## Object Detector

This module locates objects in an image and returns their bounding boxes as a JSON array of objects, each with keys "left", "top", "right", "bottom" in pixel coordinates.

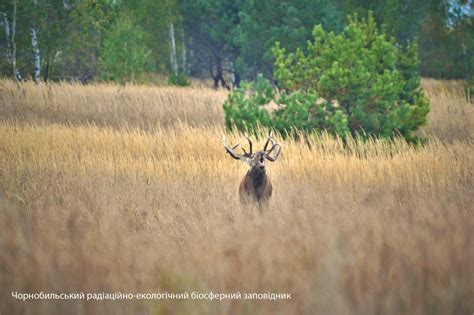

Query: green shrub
[
  {"left": 273, "top": 90, "right": 350, "bottom": 136},
  {"left": 223, "top": 75, "right": 273, "bottom": 134},
  {"left": 168, "top": 73, "right": 190, "bottom": 86},
  {"left": 223, "top": 13, "right": 430, "bottom": 141}
]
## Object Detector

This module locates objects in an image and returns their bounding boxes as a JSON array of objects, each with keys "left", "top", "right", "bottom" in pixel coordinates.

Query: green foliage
[
  {"left": 340, "top": 0, "right": 473, "bottom": 79},
  {"left": 224, "top": 13, "right": 430, "bottom": 141},
  {"left": 121, "top": 0, "right": 181, "bottom": 74},
  {"left": 168, "top": 73, "right": 190, "bottom": 86},
  {"left": 274, "top": 90, "right": 350, "bottom": 137},
  {"left": 0, "top": 0, "right": 470, "bottom": 84},
  {"left": 419, "top": 10, "right": 473, "bottom": 79},
  {"left": 339, "top": 0, "right": 431, "bottom": 44},
  {"left": 100, "top": 15, "right": 152, "bottom": 83},
  {"left": 233, "top": 0, "right": 341, "bottom": 79},
  {"left": 180, "top": 0, "right": 241, "bottom": 81},
  {"left": 62, "top": 0, "right": 112, "bottom": 82},
  {"left": 223, "top": 75, "right": 272, "bottom": 133}
]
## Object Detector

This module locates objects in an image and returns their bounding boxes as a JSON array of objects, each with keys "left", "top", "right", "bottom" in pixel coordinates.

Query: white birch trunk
[
  {"left": 31, "top": 26, "right": 41, "bottom": 82},
  {"left": 31, "top": 0, "right": 40, "bottom": 82},
  {"left": 169, "top": 21, "right": 178, "bottom": 75},
  {"left": 30, "top": 0, "right": 41, "bottom": 83},
  {"left": 2, "top": 12, "right": 13, "bottom": 64}
]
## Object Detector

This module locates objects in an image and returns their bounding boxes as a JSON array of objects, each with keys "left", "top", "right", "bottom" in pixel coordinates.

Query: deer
[{"left": 223, "top": 131, "right": 281, "bottom": 208}]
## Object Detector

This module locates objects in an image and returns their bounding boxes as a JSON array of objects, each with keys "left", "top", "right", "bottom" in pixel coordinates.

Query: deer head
[
  {"left": 222, "top": 131, "right": 281, "bottom": 169},
  {"left": 223, "top": 131, "right": 281, "bottom": 206}
]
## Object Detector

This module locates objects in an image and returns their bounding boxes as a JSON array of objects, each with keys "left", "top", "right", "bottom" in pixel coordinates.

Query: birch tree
[
  {"left": 2, "top": 0, "right": 21, "bottom": 80},
  {"left": 2, "top": 12, "right": 13, "bottom": 64},
  {"left": 169, "top": 21, "right": 178, "bottom": 75},
  {"left": 30, "top": 0, "right": 40, "bottom": 82}
]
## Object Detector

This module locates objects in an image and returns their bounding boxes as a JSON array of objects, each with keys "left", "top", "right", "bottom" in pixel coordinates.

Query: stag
[{"left": 223, "top": 132, "right": 281, "bottom": 207}]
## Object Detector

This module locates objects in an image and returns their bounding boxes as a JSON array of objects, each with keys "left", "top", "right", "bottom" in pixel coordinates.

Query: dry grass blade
[{"left": 0, "top": 79, "right": 473, "bottom": 314}]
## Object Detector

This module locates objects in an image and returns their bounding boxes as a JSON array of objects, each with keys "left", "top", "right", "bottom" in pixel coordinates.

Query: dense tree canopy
[
  {"left": 233, "top": 0, "right": 341, "bottom": 80},
  {"left": 0, "top": 0, "right": 472, "bottom": 83}
]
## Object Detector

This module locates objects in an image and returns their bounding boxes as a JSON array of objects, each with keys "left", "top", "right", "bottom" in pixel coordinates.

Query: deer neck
[{"left": 248, "top": 166, "right": 267, "bottom": 189}]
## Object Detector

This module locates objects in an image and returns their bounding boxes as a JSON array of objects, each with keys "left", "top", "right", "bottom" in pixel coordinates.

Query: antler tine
[
  {"left": 222, "top": 134, "right": 242, "bottom": 160},
  {"left": 244, "top": 132, "right": 253, "bottom": 156},
  {"left": 265, "top": 143, "right": 281, "bottom": 161},
  {"left": 263, "top": 131, "right": 280, "bottom": 161},
  {"left": 263, "top": 130, "right": 274, "bottom": 151},
  {"left": 265, "top": 141, "right": 277, "bottom": 154}
]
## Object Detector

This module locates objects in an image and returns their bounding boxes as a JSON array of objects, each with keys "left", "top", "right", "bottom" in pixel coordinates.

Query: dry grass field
[{"left": 0, "top": 79, "right": 473, "bottom": 314}]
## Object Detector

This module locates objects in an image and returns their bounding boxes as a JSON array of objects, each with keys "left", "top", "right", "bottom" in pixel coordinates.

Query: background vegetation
[
  {"left": 224, "top": 14, "right": 430, "bottom": 141},
  {"left": 0, "top": 0, "right": 472, "bottom": 85}
]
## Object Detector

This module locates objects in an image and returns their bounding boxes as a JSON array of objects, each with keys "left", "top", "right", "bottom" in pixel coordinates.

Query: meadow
[{"left": 0, "top": 79, "right": 473, "bottom": 314}]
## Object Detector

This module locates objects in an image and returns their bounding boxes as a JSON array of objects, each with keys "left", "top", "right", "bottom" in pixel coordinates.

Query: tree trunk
[
  {"left": 461, "top": 41, "right": 470, "bottom": 80},
  {"left": 169, "top": 21, "right": 178, "bottom": 75},
  {"left": 31, "top": 27, "right": 41, "bottom": 82},
  {"left": 211, "top": 56, "right": 229, "bottom": 89},
  {"left": 44, "top": 59, "right": 50, "bottom": 82},
  {"left": 231, "top": 62, "right": 240, "bottom": 88},
  {"left": 11, "top": 0, "right": 21, "bottom": 81},
  {"left": 3, "top": 4, "right": 21, "bottom": 81},
  {"left": 2, "top": 12, "right": 13, "bottom": 64},
  {"left": 31, "top": 0, "right": 41, "bottom": 83},
  {"left": 181, "top": 28, "right": 187, "bottom": 75}
]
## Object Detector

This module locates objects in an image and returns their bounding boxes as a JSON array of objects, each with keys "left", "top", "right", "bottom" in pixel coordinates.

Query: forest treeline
[{"left": 0, "top": 0, "right": 472, "bottom": 85}]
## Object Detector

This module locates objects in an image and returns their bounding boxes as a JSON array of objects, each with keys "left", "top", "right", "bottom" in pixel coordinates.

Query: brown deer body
[{"left": 223, "top": 132, "right": 281, "bottom": 207}]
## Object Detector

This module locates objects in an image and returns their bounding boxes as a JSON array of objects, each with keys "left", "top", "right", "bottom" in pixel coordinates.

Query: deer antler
[
  {"left": 263, "top": 131, "right": 281, "bottom": 162},
  {"left": 222, "top": 135, "right": 241, "bottom": 160},
  {"left": 223, "top": 134, "right": 253, "bottom": 160},
  {"left": 241, "top": 133, "right": 253, "bottom": 157}
]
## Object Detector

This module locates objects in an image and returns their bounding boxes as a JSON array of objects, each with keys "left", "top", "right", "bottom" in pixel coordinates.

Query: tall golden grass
[
  {"left": 0, "top": 79, "right": 228, "bottom": 130},
  {"left": 422, "top": 79, "right": 474, "bottom": 141},
  {"left": 0, "top": 79, "right": 473, "bottom": 314}
]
